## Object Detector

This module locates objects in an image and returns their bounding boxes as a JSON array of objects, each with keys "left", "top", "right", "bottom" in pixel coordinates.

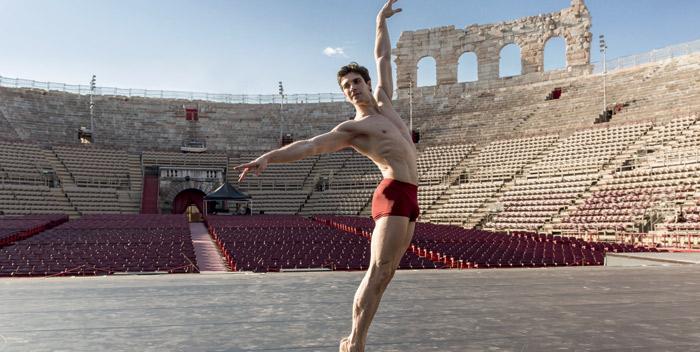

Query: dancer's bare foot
[{"left": 339, "top": 337, "right": 350, "bottom": 352}]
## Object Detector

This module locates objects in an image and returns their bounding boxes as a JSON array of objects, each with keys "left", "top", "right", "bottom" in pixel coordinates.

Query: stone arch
[
  {"left": 544, "top": 36, "right": 567, "bottom": 71},
  {"left": 172, "top": 188, "right": 205, "bottom": 214},
  {"left": 159, "top": 180, "right": 216, "bottom": 213},
  {"left": 457, "top": 52, "right": 478, "bottom": 83},
  {"left": 499, "top": 42, "right": 522, "bottom": 78},
  {"left": 416, "top": 56, "right": 437, "bottom": 87}
]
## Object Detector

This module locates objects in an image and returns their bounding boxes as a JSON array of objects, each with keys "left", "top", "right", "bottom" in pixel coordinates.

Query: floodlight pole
[
  {"left": 408, "top": 74, "right": 414, "bottom": 132},
  {"left": 278, "top": 81, "right": 285, "bottom": 144},
  {"left": 599, "top": 35, "right": 608, "bottom": 112},
  {"left": 89, "top": 75, "right": 96, "bottom": 139}
]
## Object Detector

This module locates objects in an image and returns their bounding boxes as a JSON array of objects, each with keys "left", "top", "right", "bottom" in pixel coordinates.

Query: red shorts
[{"left": 371, "top": 178, "right": 420, "bottom": 222}]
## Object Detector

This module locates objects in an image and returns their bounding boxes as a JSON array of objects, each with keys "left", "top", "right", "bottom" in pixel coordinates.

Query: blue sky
[{"left": 0, "top": 0, "right": 698, "bottom": 94}]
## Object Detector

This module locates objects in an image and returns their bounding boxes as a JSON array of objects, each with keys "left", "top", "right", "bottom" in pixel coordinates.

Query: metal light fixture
[{"left": 599, "top": 35, "right": 608, "bottom": 112}]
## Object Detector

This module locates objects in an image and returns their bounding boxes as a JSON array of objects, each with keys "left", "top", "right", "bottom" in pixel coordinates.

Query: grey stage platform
[{"left": 1, "top": 265, "right": 700, "bottom": 352}]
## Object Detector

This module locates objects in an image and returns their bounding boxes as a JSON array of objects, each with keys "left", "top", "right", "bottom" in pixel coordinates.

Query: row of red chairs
[
  {"left": 316, "top": 216, "right": 659, "bottom": 269},
  {"left": 207, "top": 215, "right": 440, "bottom": 272},
  {"left": 0, "top": 214, "right": 68, "bottom": 248},
  {"left": 0, "top": 214, "right": 197, "bottom": 277}
]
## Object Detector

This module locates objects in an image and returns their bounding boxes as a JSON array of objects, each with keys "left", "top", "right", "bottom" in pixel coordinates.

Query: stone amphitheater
[
  {"left": 2, "top": 2, "right": 700, "bottom": 351},
  {"left": 2, "top": 0, "right": 700, "bottom": 250}
]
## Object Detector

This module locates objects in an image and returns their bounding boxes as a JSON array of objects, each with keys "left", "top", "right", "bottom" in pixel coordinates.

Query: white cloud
[{"left": 323, "top": 47, "right": 346, "bottom": 57}]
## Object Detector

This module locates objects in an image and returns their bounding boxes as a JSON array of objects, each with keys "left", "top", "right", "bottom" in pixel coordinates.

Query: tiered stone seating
[
  {"left": 485, "top": 123, "right": 652, "bottom": 231},
  {"left": 418, "top": 184, "right": 449, "bottom": 213},
  {"left": 300, "top": 149, "right": 353, "bottom": 189},
  {"left": 54, "top": 145, "right": 130, "bottom": 188},
  {"left": 552, "top": 116, "right": 700, "bottom": 235},
  {"left": 0, "top": 141, "right": 53, "bottom": 185},
  {"left": 557, "top": 166, "right": 697, "bottom": 232},
  {"left": 0, "top": 184, "right": 71, "bottom": 215},
  {"left": 233, "top": 154, "right": 317, "bottom": 191},
  {"left": 301, "top": 188, "right": 373, "bottom": 216},
  {"left": 654, "top": 203, "right": 700, "bottom": 247},
  {"left": 430, "top": 181, "right": 503, "bottom": 224},
  {"left": 417, "top": 144, "right": 473, "bottom": 185},
  {"left": 329, "top": 151, "right": 382, "bottom": 189},
  {"left": 529, "top": 122, "right": 652, "bottom": 177},
  {"left": 645, "top": 115, "right": 698, "bottom": 149},
  {"left": 63, "top": 186, "right": 122, "bottom": 214},
  {"left": 244, "top": 190, "right": 309, "bottom": 214},
  {"left": 488, "top": 175, "right": 597, "bottom": 231},
  {"left": 467, "top": 135, "right": 558, "bottom": 181},
  {"left": 142, "top": 151, "right": 228, "bottom": 168}
]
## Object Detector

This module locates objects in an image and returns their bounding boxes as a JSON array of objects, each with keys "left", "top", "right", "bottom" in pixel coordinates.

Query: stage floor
[{"left": 1, "top": 265, "right": 699, "bottom": 352}]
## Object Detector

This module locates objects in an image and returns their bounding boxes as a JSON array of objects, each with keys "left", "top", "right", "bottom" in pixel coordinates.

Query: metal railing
[
  {"left": 2, "top": 39, "right": 699, "bottom": 103},
  {"left": 593, "top": 39, "right": 700, "bottom": 74},
  {"left": 0, "top": 75, "right": 345, "bottom": 104}
]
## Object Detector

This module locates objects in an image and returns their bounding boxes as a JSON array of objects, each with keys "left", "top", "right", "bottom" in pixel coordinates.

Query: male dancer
[{"left": 234, "top": 1, "right": 416, "bottom": 350}]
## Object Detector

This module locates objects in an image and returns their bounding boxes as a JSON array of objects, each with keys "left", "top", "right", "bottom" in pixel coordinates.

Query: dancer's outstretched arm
[
  {"left": 233, "top": 122, "right": 355, "bottom": 182},
  {"left": 374, "top": 0, "right": 401, "bottom": 106}
]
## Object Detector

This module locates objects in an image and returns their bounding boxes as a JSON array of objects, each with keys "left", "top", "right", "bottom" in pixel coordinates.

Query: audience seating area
[
  {"left": 0, "top": 184, "right": 72, "bottom": 215},
  {"left": 430, "top": 181, "right": 503, "bottom": 224},
  {"left": 0, "top": 141, "right": 53, "bottom": 186},
  {"left": 486, "top": 122, "right": 653, "bottom": 231},
  {"left": 0, "top": 214, "right": 67, "bottom": 248},
  {"left": 417, "top": 144, "right": 473, "bottom": 185},
  {"left": 467, "top": 135, "right": 558, "bottom": 182},
  {"left": 318, "top": 215, "right": 658, "bottom": 268},
  {"left": 233, "top": 155, "right": 317, "bottom": 191},
  {"left": 54, "top": 145, "right": 130, "bottom": 188},
  {"left": 143, "top": 151, "right": 228, "bottom": 168},
  {"left": 63, "top": 186, "right": 122, "bottom": 214},
  {"left": 300, "top": 188, "right": 374, "bottom": 216},
  {"left": 0, "top": 214, "right": 197, "bottom": 277},
  {"left": 244, "top": 190, "right": 308, "bottom": 214},
  {"left": 1, "top": 54, "right": 700, "bottom": 251},
  {"left": 207, "top": 215, "right": 437, "bottom": 272}
]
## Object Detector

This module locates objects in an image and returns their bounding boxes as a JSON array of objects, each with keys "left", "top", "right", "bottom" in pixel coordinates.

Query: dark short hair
[{"left": 337, "top": 62, "right": 371, "bottom": 87}]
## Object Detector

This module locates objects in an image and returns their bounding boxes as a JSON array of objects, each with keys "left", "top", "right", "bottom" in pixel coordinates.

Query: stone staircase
[
  {"left": 118, "top": 154, "right": 143, "bottom": 213},
  {"left": 42, "top": 149, "right": 80, "bottom": 217},
  {"left": 544, "top": 124, "right": 657, "bottom": 232},
  {"left": 421, "top": 187, "right": 457, "bottom": 222}
]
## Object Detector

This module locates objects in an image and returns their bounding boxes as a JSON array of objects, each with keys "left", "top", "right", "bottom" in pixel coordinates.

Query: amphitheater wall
[
  {"left": 0, "top": 87, "right": 354, "bottom": 153},
  {"left": 2, "top": 53, "right": 700, "bottom": 153},
  {"left": 393, "top": 0, "right": 593, "bottom": 93}
]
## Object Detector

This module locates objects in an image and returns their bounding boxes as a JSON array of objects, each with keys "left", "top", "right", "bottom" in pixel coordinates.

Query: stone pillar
[
  {"left": 437, "top": 54, "right": 458, "bottom": 86},
  {"left": 521, "top": 40, "right": 543, "bottom": 74},
  {"left": 478, "top": 48, "right": 499, "bottom": 81}
]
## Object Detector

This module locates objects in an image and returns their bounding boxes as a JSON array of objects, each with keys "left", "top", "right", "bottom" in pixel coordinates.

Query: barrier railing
[
  {"left": 2, "top": 39, "right": 698, "bottom": 103},
  {"left": 593, "top": 39, "right": 700, "bottom": 74},
  {"left": 0, "top": 75, "right": 346, "bottom": 104}
]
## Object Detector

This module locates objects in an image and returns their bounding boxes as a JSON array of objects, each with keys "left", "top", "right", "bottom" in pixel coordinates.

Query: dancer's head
[{"left": 337, "top": 62, "right": 373, "bottom": 105}]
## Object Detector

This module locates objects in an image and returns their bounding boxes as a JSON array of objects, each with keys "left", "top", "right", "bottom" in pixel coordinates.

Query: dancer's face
[{"left": 339, "top": 72, "right": 373, "bottom": 106}]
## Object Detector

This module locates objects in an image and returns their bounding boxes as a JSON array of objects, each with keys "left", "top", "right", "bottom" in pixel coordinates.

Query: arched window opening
[
  {"left": 417, "top": 56, "right": 437, "bottom": 87},
  {"left": 544, "top": 36, "right": 567, "bottom": 71},
  {"left": 458, "top": 52, "right": 478, "bottom": 83},
  {"left": 499, "top": 43, "right": 522, "bottom": 78}
]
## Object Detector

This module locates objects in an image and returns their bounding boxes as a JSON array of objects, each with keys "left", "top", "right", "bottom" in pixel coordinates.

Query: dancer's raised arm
[{"left": 374, "top": 0, "right": 401, "bottom": 105}]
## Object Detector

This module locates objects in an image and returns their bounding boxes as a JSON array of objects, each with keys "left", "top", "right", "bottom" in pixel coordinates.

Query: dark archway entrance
[{"left": 172, "top": 188, "right": 205, "bottom": 215}]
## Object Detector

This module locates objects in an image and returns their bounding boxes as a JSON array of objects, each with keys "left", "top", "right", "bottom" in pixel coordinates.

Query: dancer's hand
[
  {"left": 378, "top": 0, "right": 401, "bottom": 20},
  {"left": 233, "top": 156, "right": 269, "bottom": 182}
]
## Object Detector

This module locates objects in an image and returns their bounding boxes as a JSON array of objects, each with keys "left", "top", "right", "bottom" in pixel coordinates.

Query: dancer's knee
[{"left": 369, "top": 259, "right": 396, "bottom": 289}]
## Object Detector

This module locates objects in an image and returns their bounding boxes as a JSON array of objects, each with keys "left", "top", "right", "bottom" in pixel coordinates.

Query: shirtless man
[{"left": 234, "top": 1, "right": 416, "bottom": 351}]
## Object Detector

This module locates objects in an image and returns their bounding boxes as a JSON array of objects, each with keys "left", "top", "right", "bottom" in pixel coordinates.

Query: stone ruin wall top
[{"left": 393, "top": 0, "right": 593, "bottom": 95}]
